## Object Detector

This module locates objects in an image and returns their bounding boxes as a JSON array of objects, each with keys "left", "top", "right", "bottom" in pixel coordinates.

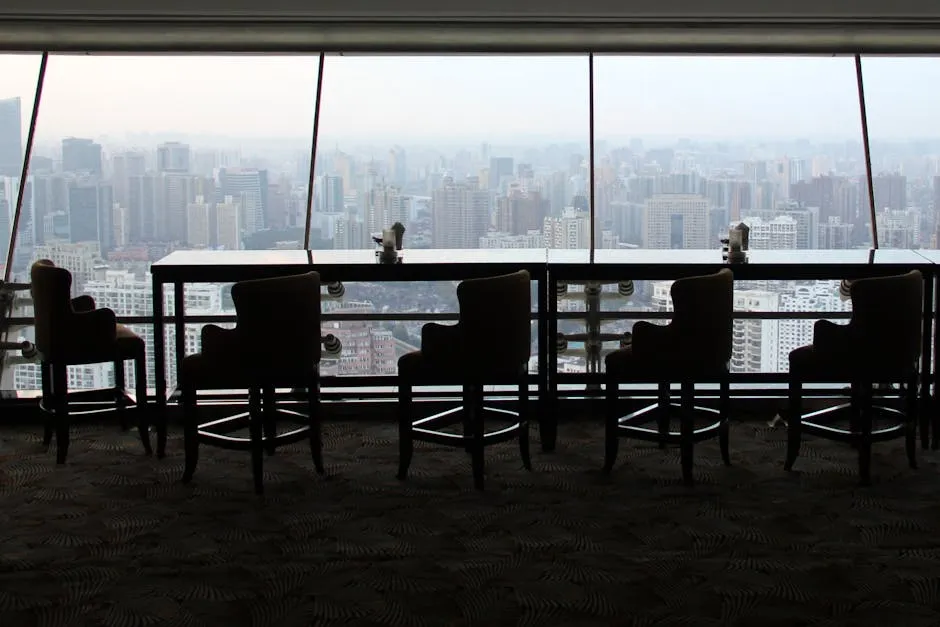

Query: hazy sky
[{"left": 0, "top": 54, "right": 937, "bottom": 143}]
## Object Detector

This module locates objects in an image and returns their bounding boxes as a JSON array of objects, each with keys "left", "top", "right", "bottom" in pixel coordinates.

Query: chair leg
[
  {"left": 518, "top": 379, "right": 531, "bottom": 471},
  {"left": 679, "top": 381, "right": 694, "bottom": 486},
  {"left": 905, "top": 376, "right": 918, "bottom": 470},
  {"left": 657, "top": 382, "right": 670, "bottom": 449},
  {"left": 920, "top": 380, "right": 931, "bottom": 450},
  {"left": 52, "top": 364, "right": 69, "bottom": 464},
  {"left": 115, "top": 359, "right": 128, "bottom": 431},
  {"left": 308, "top": 377, "right": 324, "bottom": 475},
  {"left": 134, "top": 355, "right": 152, "bottom": 456},
  {"left": 469, "top": 385, "right": 485, "bottom": 490},
  {"left": 248, "top": 387, "right": 264, "bottom": 495},
  {"left": 849, "top": 382, "right": 862, "bottom": 446},
  {"left": 784, "top": 378, "right": 803, "bottom": 471},
  {"left": 858, "top": 381, "right": 873, "bottom": 487},
  {"left": 181, "top": 382, "right": 199, "bottom": 483},
  {"left": 603, "top": 375, "right": 619, "bottom": 474},
  {"left": 41, "top": 361, "right": 53, "bottom": 449},
  {"left": 263, "top": 386, "right": 277, "bottom": 456},
  {"left": 719, "top": 378, "right": 731, "bottom": 466},
  {"left": 462, "top": 385, "right": 473, "bottom": 454},
  {"left": 397, "top": 381, "right": 413, "bottom": 480}
]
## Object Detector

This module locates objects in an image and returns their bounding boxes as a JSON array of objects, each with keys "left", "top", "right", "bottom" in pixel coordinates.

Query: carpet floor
[{"left": 2, "top": 414, "right": 940, "bottom": 627}]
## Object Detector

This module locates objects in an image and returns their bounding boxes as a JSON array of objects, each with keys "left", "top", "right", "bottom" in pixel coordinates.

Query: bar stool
[
  {"left": 786, "top": 271, "right": 922, "bottom": 486},
  {"left": 397, "top": 270, "right": 532, "bottom": 490},
  {"left": 604, "top": 269, "right": 734, "bottom": 485},
  {"left": 180, "top": 271, "right": 325, "bottom": 495},
  {"left": 30, "top": 259, "right": 154, "bottom": 463}
]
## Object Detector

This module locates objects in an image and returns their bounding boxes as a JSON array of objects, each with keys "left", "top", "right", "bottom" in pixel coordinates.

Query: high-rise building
[
  {"left": 488, "top": 157, "right": 514, "bottom": 192},
  {"left": 366, "top": 184, "right": 410, "bottom": 234},
  {"left": 388, "top": 146, "right": 407, "bottom": 188},
  {"left": 157, "top": 142, "right": 191, "bottom": 173},
  {"left": 741, "top": 215, "right": 798, "bottom": 249},
  {"left": 216, "top": 195, "right": 241, "bottom": 250},
  {"left": 644, "top": 194, "right": 709, "bottom": 249},
  {"left": 219, "top": 168, "right": 267, "bottom": 234},
  {"left": 819, "top": 216, "right": 853, "bottom": 249},
  {"left": 112, "top": 150, "right": 147, "bottom": 208},
  {"left": 128, "top": 174, "right": 159, "bottom": 242},
  {"left": 431, "top": 176, "right": 489, "bottom": 248},
  {"left": 112, "top": 204, "right": 129, "bottom": 249},
  {"left": 543, "top": 208, "right": 590, "bottom": 249},
  {"left": 333, "top": 216, "right": 365, "bottom": 250},
  {"left": 67, "top": 183, "right": 101, "bottom": 245},
  {"left": 0, "top": 97, "right": 22, "bottom": 176},
  {"left": 62, "top": 138, "right": 103, "bottom": 176},
  {"left": 187, "top": 196, "right": 211, "bottom": 248},
  {"left": 496, "top": 187, "right": 548, "bottom": 235},
  {"left": 314, "top": 175, "right": 344, "bottom": 213}
]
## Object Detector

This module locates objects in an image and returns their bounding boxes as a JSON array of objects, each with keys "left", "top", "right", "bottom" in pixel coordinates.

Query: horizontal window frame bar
[
  {"left": 3, "top": 21, "right": 940, "bottom": 53},
  {"left": 3, "top": 310, "right": 859, "bottom": 327}
]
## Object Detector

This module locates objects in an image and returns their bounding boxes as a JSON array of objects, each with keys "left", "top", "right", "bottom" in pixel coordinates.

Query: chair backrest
[
  {"left": 670, "top": 268, "right": 734, "bottom": 365},
  {"left": 456, "top": 270, "right": 532, "bottom": 374},
  {"left": 30, "top": 260, "right": 74, "bottom": 356},
  {"left": 230, "top": 271, "right": 322, "bottom": 373},
  {"left": 848, "top": 270, "right": 923, "bottom": 370}
]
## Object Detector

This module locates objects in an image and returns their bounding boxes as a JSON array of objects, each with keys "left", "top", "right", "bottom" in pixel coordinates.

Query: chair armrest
[
  {"left": 201, "top": 325, "right": 238, "bottom": 358},
  {"left": 72, "top": 308, "right": 117, "bottom": 344},
  {"left": 420, "top": 322, "right": 461, "bottom": 363},
  {"left": 71, "top": 295, "right": 96, "bottom": 312},
  {"left": 812, "top": 320, "right": 854, "bottom": 358},
  {"left": 631, "top": 321, "right": 676, "bottom": 358}
]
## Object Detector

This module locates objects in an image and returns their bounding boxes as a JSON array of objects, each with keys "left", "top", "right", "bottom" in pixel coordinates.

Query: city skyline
[{"left": 0, "top": 55, "right": 939, "bottom": 141}]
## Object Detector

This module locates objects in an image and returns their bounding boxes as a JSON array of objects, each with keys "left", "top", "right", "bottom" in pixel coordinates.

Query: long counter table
[
  {"left": 149, "top": 248, "right": 554, "bottom": 454},
  {"left": 149, "top": 247, "right": 939, "bottom": 455}
]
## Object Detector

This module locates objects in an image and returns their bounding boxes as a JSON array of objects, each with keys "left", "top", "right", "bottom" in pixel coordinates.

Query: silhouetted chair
[
  {"left": 180, "top": 272, "right": 325, "bottom": 495},
  {"left": 786, "top": 271, "right": 922, "bottom": 486},
  {"left": 604, "top": 269, "right": 734, "bottom": 485},
  {"left": 31, "top": 259, "right": 154, "bottom": 463},
  {"left": 397, "top": 270, "right": 532, "bottom": 490}
]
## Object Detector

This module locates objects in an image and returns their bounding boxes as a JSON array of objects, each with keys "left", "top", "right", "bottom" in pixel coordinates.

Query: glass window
[
  {"left": 5, "top": 55, "right": 320, "bottom": 393},
  {"left": 861, "top": 56, "right": 938, "bottom": 250},
  {"left": 0, "top": 54, "right": 44, "bottom": 391},
  {"left": 591, "top": 55, "right": 865, "bottom": 374},
  {"left": 316, "top": 55, "right": 589, "bottom": 376}
]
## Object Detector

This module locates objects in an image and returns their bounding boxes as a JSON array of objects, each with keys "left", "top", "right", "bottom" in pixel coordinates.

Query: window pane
[
  {"left": 316, "top": 55, "right": 589, "bottom": 375},
  {"left": 589, "top": 55, "right": 866, "bottom": 374},
  {"left": 6, "top": 55, "right": 320, "bottom": 393},
  {"left": 0, "top": 54, "right": 43, "bottom": 391},
  {"left": 861, "top": 56, "right": 937, "bottom": 250}
]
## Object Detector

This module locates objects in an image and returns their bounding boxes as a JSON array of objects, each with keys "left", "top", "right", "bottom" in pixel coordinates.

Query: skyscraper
[
  {"left": 0, "top": 97, "right": 22, "bottom": 177},
  {"left": 644, "top": 194, "right": 710, "bottom": 249},
  {"left": 62, "top": 138, "right": 103, "bottom": 176},
  {"left": 157, "top": 142, "right": 191, "bottom": 173},
  {"left": 431, "top": 176, "right": 489, "bottom": 249}
]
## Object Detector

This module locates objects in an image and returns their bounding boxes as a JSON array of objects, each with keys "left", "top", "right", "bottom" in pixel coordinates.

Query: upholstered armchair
[
  {"left": 786, "top": 270, "right": 923, "bottom": 485},
  {"left": 180, "top": 271, "right": 324, "bottom": 495},
  {"left": 604, "top": 268, "right": 734, "bottom": 485},
  {"left": 397, "top": 270, "right": 532, "bottom": 490},
  {"left": 30, "top": 259, "right": 155, "bottom": 463}
]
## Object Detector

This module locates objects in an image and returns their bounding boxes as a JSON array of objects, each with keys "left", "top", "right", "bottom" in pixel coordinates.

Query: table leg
[
  {"left": 152, "top": 280, "right": 168, "bottom": 458},
  {"left": 174, "top": 282, "right": 185, "bottom": 396},
  {"left": 542, "top": 268, "right": 559, "bottom": 452},
  {"left": 931, "top": 274, "right": 939, "bottom": 450},
  {"left": 537, "top": 273, "right": 554, "bottom": 451}
]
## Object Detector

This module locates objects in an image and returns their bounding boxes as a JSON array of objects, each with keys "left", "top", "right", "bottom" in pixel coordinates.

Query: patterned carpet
[{"left": 2, "top": 411, "right": 940, "bottom": 627}]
